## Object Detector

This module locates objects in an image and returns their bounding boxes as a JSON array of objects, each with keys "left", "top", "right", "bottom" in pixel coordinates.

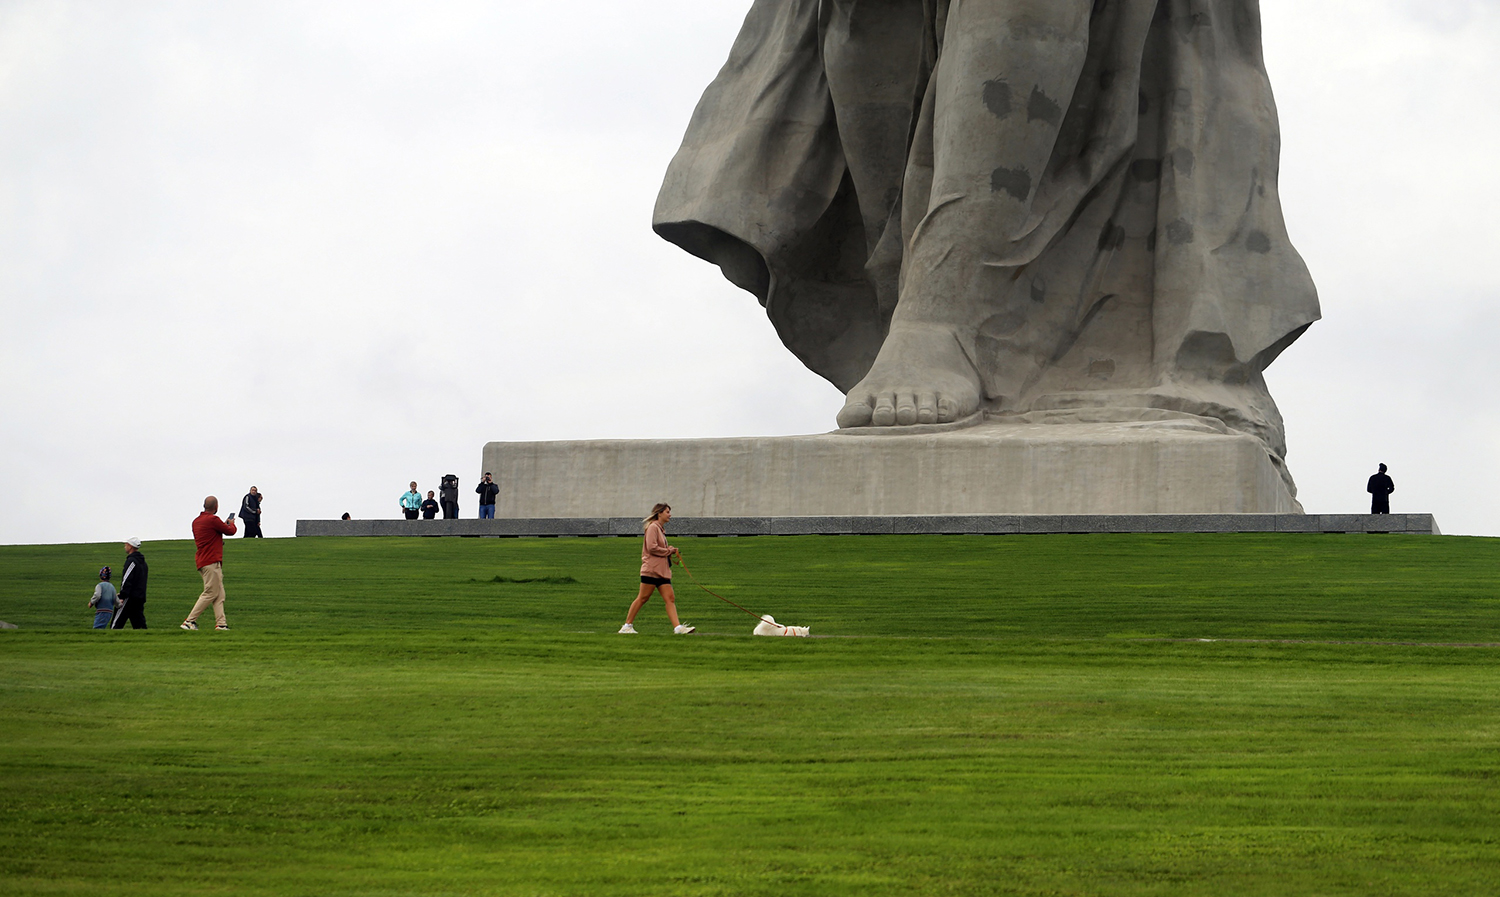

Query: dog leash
[{"left": 673, "top": 553, "right": 765, "bottom": 621}]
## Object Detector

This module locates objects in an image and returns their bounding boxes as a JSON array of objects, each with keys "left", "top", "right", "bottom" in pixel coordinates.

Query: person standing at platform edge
[
  {"left": 476, "top": 472, "right": 499, "bottom": 519},
  {"left": 239, "top": 486, "right": 264, "bottom": 538},
  {"left": 112, "top": 537, "right": 149, "bottom": 629},
  {"left": 420, "top": 490, "right": 440, "bottom": 519},
  {"left": 439, "top": 474, "right": 460, "bottom": 519},
  {"left": 1367, "top": 464, "right": 1395, "bottom": 515},
  {"left": 182, "top": 497, "right": 237, "bottom": 631},
  {"left": 401, "top": 481, "right": 422, "bottom": 520}
]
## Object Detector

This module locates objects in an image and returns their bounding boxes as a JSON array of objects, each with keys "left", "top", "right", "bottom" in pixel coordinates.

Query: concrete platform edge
[{"left": 296, "top": 514, "right": 1441, "bottom": 538}]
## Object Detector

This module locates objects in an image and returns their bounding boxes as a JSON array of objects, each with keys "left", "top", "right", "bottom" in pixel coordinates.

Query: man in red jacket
[{"left": 182, "top": 496, "right": 237, "bottom": 631}]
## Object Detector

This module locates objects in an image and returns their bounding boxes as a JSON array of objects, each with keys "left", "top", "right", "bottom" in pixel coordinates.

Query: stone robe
[{"left": 654, "top": 0, "right": 1319, "bottom": 466}]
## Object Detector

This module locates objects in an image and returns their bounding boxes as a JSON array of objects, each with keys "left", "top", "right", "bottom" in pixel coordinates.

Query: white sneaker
[
  {"left": 617, "top": 623, "right": 637, "bottom": 634},
  {"left": 673, "top": 624, "right": 696, "bottom": 635}
]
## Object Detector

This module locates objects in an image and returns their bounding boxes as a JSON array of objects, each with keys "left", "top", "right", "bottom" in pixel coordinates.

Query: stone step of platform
[{"left": 297, "top": 514, "right": 1440, "bottom": 537}]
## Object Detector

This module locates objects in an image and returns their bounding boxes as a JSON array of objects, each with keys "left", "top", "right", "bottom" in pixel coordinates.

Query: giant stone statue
[{"left": 654, "top": 0, "right": 1319, "bottom": 484}]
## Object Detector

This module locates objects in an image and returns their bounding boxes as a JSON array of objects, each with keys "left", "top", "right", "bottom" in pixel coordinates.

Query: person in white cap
[{"left": 112, "top": 538, "right": 149, "bottom": 629}]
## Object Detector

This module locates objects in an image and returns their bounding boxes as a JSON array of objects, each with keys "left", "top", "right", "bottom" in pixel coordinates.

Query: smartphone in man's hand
[{"left": 227, "top": 513, "right": 236, "bottom": 522}]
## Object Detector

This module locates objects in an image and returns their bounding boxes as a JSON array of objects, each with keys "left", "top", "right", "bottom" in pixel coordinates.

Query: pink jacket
[{"left": 640, "top": 521, "right": 675, "bottom": 578}]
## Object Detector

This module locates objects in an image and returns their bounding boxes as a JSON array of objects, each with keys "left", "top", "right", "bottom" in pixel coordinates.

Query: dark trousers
[
  {"left": 403, "top": 509, "right": 419, "bottom": 520},
  {"left": 441, "top": 499, "right": 458, "bottom": 519},
  {"left": 479, "top": 504, "right": 495, "bottom": 519},
  {"left": 1372, "top": 496, "right": 1390, "bottom": 515},
  {"left": 243, "top": 517, "right": 263, "bottom": 537},
  {"left": 111, "top": 598, "right": 147, "bottom": 629}
]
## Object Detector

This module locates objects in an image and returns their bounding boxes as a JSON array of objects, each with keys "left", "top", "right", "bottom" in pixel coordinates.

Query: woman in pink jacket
[{"left": 618, "top": 503, "right": 694, "bottom": 635}]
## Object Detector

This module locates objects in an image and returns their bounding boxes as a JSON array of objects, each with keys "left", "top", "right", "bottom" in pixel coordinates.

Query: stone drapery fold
[{"left": 654, "top": 0, "right": 1318, "bottom": 462}]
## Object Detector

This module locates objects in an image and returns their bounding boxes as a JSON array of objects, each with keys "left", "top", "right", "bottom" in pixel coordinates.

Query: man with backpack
[
  {"left": 1367, "top": 464, "right": 1395, "bottom": 515},
  {"left": 439, "top": 474, "right": 460, "bottom": 519}
]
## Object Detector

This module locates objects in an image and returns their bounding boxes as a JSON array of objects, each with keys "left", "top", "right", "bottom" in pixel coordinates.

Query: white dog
[{"left": 753, "top": 614, "right": 810, "bottom": 637}]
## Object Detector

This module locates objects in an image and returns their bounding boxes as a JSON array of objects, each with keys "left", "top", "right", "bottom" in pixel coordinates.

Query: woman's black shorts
[{"left": 640, "top": 575, "right": 671, "bottom": 587}]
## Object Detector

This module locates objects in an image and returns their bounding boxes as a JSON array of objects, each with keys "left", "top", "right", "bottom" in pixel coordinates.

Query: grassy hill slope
[
  {"left": 3, "top": 532, "right": 1499, "bottom": 640},
  {"left": 2, "top": 533, "right": 1498, "bottom": 896}
]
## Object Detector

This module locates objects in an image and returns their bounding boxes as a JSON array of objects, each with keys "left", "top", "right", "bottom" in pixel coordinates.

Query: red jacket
[{"left": 193, "top": 512, "right": 237, "bottom": 568}]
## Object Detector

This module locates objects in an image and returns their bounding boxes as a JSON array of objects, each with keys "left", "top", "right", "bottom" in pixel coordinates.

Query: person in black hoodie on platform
[
  {"left": 112, "top": 537, "right": 149, "bottom": 629},
  {"left": 1367, "top": 464, "right": 1395, "bottom": 514}
]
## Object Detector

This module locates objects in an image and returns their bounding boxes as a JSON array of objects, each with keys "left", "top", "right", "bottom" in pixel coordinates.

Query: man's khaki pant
[{"left": 187, "top": 562, "right": 227, "bottom": 627}]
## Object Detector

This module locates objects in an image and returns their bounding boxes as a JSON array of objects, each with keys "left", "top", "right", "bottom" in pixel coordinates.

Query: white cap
[{"left": 125, "top": 537, "right": 142, "bottom": 548}]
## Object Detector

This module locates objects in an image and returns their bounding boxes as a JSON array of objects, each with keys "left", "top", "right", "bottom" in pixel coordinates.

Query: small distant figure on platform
[
  {"left": 341, "top": 512, "right": 351, "bottom": 520},
  {"left": 401, "top": 481, "right": 422, "bottom": 520},
  {"left": 476, "top": 472, "right": 499, "bottom": 519},
  {"left": 112, "top": 538, "right": 149, "bottom": 630},
  {"left": 439, "top": 474, "right": 460, "bottom": 519},
  {"left": 420, "top": 490, "right": 440, "bottom": 519},
  {"left": 1367, "top": 463, "right": 1395, "bottom": 515},
  {"left": 239, "top": 486, "right": 264, "bottom": 538},
  {"left": 88, "top": 567, "right": 118, "bottom": 629}
]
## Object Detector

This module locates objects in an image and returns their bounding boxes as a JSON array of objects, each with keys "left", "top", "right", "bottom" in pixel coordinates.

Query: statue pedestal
[{"left": 481, "top": 419, "right": 1300, "bottom": 517}]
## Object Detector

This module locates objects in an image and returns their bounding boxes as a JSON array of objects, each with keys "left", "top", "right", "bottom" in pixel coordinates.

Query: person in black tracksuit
[
  {"left": 1367, "top": 464, "right": 1395, "bottom": 514},
  {"left": 240, "top": 487, "right": 264, "bottom": 538},
  {"left": 112, "top": 539, "right": 149, "bottom": 629}
]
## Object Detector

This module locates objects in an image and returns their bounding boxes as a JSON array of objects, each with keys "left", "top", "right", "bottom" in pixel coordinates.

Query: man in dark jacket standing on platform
[
  {"left": 476, "top": 472, "right": 499, "bottom": 519},
  {"left": 182, "top": 496, "right": 237, "bottom": 631},
  {"left": 112, "top": 537, "right": 149, "bottom": 629},
  {"left": 239, "top": 487, "right": 264, "bottom": 538},
  {"left": 1367, "top": 464, "right": 1395, "bottom": 514}
]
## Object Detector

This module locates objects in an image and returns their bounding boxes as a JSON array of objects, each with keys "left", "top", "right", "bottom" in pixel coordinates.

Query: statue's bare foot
[{"left": 837, "top": 323, "right": 983, "bottom": 428}]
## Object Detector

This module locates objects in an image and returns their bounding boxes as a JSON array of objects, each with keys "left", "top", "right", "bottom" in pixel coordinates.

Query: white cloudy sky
[{"left": 2, "top": 0, "right": 1497, "bottom": 544}]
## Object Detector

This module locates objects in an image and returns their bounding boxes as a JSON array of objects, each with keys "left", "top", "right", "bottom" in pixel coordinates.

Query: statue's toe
[
  {"left": 937, "top": 397, "right": 959, "bottom": 423},
  {"left": 916, "top": 392, "right": 938, "bottom": 424},
  {"left": 837, "top": 398, "right": 874, "bottom": 429},
  {"left": 895, "top": 392, "right": 918, "bottom": 426},
  {"left": 872, "top": 395, "right": 897, "bottom": 426}
]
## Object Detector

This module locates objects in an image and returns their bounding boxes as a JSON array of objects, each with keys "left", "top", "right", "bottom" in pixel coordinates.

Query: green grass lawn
[{"left": 3, "top": 533, "right": 1500, "bottom": 895}]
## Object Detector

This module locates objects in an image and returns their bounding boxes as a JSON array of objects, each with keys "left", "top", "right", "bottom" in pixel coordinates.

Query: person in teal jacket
[{"left": 400, "top": 482, "right": 422, "bottom": 520}]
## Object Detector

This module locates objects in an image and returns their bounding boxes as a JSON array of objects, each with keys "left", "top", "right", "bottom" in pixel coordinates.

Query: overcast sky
[{"left": 2, "top": 0, "right": 1498, "bottom": 544}]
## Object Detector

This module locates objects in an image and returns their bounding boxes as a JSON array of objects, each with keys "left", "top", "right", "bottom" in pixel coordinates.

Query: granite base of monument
[{"left": 478, "top": 419, "right": 1299, "bottom": 518}]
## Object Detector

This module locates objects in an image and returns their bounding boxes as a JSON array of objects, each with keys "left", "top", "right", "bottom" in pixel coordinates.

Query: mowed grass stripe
[{"left": 3, "top": 636, "right": 1498, "bottom": 895}]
